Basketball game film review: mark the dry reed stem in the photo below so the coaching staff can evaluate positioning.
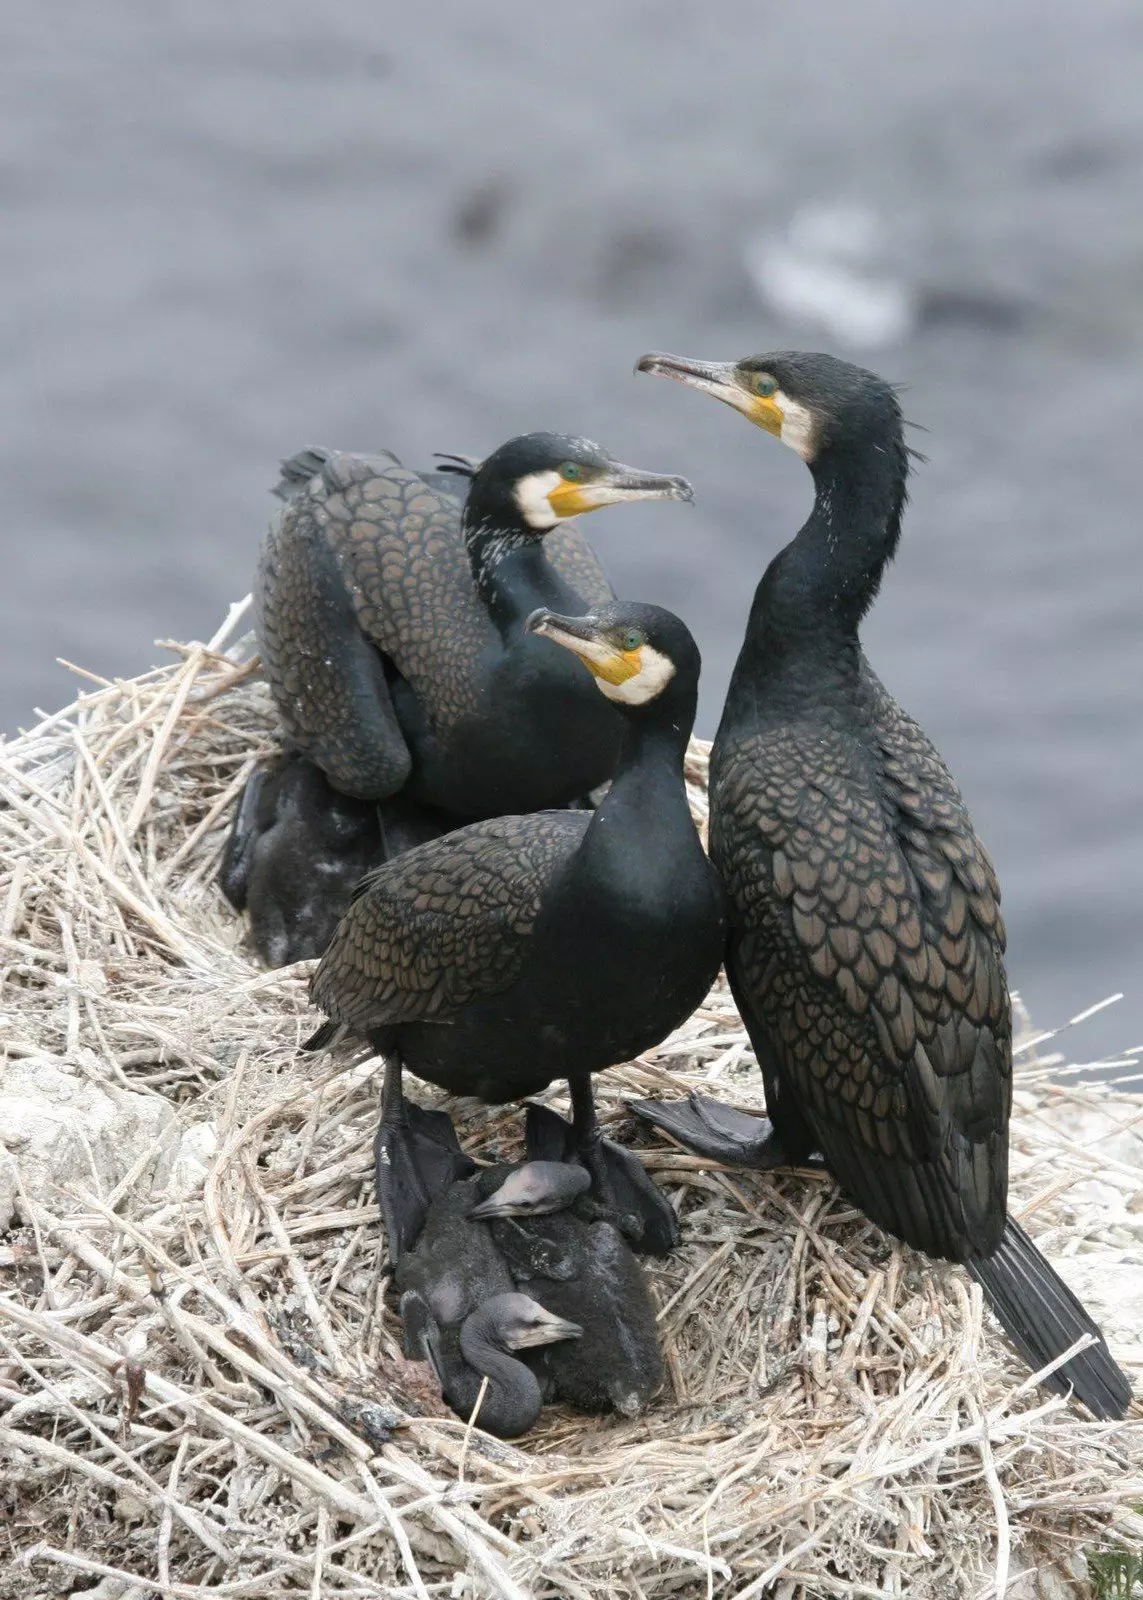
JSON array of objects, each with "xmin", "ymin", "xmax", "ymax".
[{"xmin": 0, "ymin": 608, "xmax": 1140, "ymax": 1599}]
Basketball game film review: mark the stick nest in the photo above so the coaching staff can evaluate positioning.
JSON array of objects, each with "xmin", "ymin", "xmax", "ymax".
[{"xmin": 1, "ymin": 602, "xmax": 1140, "ymax": 1600}]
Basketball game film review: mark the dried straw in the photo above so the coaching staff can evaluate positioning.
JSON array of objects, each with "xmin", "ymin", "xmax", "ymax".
[{"xmin": 1, "ymin": 603, "xmax": 1140, "ymax": 1600}]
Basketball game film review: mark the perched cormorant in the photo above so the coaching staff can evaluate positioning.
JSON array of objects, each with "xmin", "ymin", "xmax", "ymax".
[
  {"xmin": 471, "ymin": 1162, "xmax": 663, "ymax": 1416},
  {"xmin": 256, "ymin": 433, "xmax": 692, "ymax": 819},
  {"xmin": 219, "ymin": 751, "xmax": 381, "ymax": 965},
  {"xmin": 630, "ymin": 348, "xmax": 1131, "ymax": 1420},
  {"xmin": 400, "ymin": 1287, "xmax": 582, "ymax": 1438},
  {"xmin": 227, "ymin": 434, "xmax": 690, "ymax": 966},
  {"xmin": 307, "ymin": 601, "xmax": 726, "ymax": 1261}
]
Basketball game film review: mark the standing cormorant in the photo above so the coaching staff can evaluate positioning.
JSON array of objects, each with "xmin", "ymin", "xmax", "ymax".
[
  {"xmin": 630, "ymin": 349, "xmax": 1131, "ymax": 1419},
  {"xmin": 225, "ymin": 434, "xmax": 691, "ymax": 965},
  {"xmin": 307, "ymin": 601, "xmax": 726, "ymax": 1261}
]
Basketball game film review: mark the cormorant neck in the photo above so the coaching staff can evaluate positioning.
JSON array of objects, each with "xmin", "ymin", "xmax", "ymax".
[
  {"xmin": 596, "ymin": 676, "xmax": 697, "ymax": 822},
  {"xmin": 458, "ymin": 1313, "xmax": 543, "ymax": 1434},
  {"xmin": 746, "ymin": 434, "xmax": 907, "ymax": 662},
  {"xmin": 463, "ymin": 508, "xmax": 582, "ymax": 636}
]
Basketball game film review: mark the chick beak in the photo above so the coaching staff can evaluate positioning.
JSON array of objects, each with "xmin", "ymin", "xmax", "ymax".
[
  {"xmin": 509, "ymin": 1310, "xmax": 584, "ymax": 1350},
  {"xmin": 524, "ymin": 610, "xmax": 642, "ymax": 687}
]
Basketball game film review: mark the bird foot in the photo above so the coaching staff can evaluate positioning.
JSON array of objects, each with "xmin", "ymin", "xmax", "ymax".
[
  {"xmin": 524, "ymin": 1103, "xmax": 679, "ymax": 1256},
  {"xmin": 375, "ymin": 1104, "xmax": 476, "ymax": 1265},
  {"xmin": 629, "ymin": 1092, "xmax": 817, "ymax": 1170}
]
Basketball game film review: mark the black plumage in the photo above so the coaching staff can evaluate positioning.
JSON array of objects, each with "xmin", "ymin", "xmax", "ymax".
[
  {"xmin": 256, "ymin": 433, "xmax": 692, "ymax": 820},
  {"xmin": 308, "ymin": 602, "xmax": 726, "ymax": 1261},
  {"xmin": 228, "ymin": 434, "xmax": 690, "ymax": 966},
  {"xmin": 471, "ymin": 1162, "xmax": 663, "ymax": 1417},
  {"xmin": 631, "ymin": 348, "xmax": 1131, "ymax": 1419},
  {"xmin": 218, "ymin": 751, "xmax": 382, "ymax": 966}
]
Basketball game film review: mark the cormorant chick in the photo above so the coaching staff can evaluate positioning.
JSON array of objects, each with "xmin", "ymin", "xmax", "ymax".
[
  {"xmin": 219, "ymin": 751, "xmax": 381, "ymax": 965},
  {"xmin": 400, "ymin": 1288, "xmax": 581, "ymax": 1438},
  {"xmin": 307, "ymin": 601, "xmax": 726, "ymax": 1261},
  {"xmin": 471, "ymin": 1162, "xmax": 663, "ymax": 1417},
  {"xmin": 631, "ymin": 348, "xmax": 1131, "ymax": 1420}
]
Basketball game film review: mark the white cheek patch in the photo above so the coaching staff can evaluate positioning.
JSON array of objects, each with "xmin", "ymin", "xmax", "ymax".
[
  {"xmin": 775, "ymin": 391, "xmax": 816, "ymax": 460},
  {"xmin": 595, "ymin": 643, "xmax": 677, "ymax": 706},
  {"xmin": 513, "ymin": 469, "xmax": 563, "ymax": 530}
]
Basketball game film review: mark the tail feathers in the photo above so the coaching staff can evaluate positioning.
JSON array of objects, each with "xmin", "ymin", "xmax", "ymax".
[
  {"xmin": 302, "ymin": 1019, "xmax": 344, "ymax": 1053},
  {"xmin": 968, "ymin": 1217, "xmax": 1132, "ymax": 1420},
  {"xmin": 272, "ymin": 447, "xmax": 333, "ymax": 502}
]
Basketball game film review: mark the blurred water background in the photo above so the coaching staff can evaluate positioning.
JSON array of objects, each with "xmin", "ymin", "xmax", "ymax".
[{"xmin": 2, "ymin": 0, "xmax": 1141, "ymax": 1059}]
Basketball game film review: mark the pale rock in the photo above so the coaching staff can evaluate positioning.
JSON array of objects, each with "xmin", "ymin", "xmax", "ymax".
[{"xmin": 0, "ymin": 1055, "xmax": 177, "ymax": 1232}]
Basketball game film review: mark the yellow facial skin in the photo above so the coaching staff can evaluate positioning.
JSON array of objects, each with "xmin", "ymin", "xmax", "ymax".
[
  {"xmin": 528, "ymin": 617, "xmax": 643, "ymax": 684},
  {"xmin": 546, "ymin": 480, "xmax": 598, "ymax": 519}
]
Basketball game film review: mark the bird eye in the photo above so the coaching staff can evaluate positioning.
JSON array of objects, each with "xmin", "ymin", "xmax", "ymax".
[
  {"xmin": 622, "ymin": 629, "xmax": 644, "ymax": 652},
  {"xmin": 752, "ymin": 373, "xmax": 778, "ymax": 398},
  {"xmin": 560, "ymin": 462, "xmax": 583, "ymax": 481}
]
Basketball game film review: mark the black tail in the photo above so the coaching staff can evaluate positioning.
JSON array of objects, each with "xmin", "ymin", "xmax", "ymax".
[
  {"xmin": 272, "ymin": 447, "xmax": 333, "ymax": 502},
  {"xmin": 302, "ymin": 1019, "xmax": 342, "ymax": 1053},
  {"xmin": 968, "ymin": 1217, "xmax": 1131, "ymax": 1419}
]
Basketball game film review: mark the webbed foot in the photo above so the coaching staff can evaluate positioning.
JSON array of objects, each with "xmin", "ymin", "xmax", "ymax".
[
  {"xmin": 376, "ymin": 1100, "xmax": 476, "ymax": 1265},
  {"xmin": 630, "ymin": 1092, "xmax": 823, "ymax": 1169}
]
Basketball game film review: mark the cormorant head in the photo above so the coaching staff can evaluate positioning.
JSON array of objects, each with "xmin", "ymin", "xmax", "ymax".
[
  {"xmin": 483, "ymin": 1292, "xmax": 583, "ymax": 1351},
  {"xmin": 469, "ymin": 1161, "xmax": 592, "ymax": 1221},
  {"xmin": 525, "ymin": 600, "xmax": 699, "ymax": 710},
  {"xmin": 635, "ymin": 350, "xmax": 903, "ymax": 465},
  {"xmin": 468, "ymin": 432, "xmax": 693, "ymax": 533}
]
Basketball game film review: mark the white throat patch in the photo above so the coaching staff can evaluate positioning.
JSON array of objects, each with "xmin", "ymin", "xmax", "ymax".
[
  {"xmin": 775, "ymin": 391, "xmax": 816, "ymax": 461},
  {"xmin": 513, "ymin": 469, "xmax": 563, "ymax": 530},
  {"xmin": 595, "ymin": 643, "xmax": 677, "ymax": 706}
]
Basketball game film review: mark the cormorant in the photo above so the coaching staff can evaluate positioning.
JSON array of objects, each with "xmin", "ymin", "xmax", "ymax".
[
  {"xmin": 227, "ymin": 434, "xmax": 690, "ymax": 966},
  {"xmin": 307, "ymin": 601, "xmax": 726, "ymax": 1261},
  {"xmin": 630, "ymin": 348, "xmax": 1131, "ymax": 1420},
  {"xmin": 218, "ymin": 751, "xmax": 381, "ymax": 965},
  {"xmin": 395, "ymin": 1151, "xmax": 661, "ymax": 1424},
  {"xmin": 400, "ymin": 1287, "xmax": 582, "ymax": 1438},
  {"xmin": 256, "ymin": 432, "xmax": 692, "ymax": 819},
  {"xmin": 471, "ymin": 1162, "xmax": 663, "ymax": 1416}
]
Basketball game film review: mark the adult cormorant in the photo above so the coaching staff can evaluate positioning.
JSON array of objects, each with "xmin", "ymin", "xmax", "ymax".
[
  {"xmin": 631, "ymin": 348, "xmax": 1131, "ymax": 1419},
  {"xmin": 308, "ymin": 601, "xmax": 726, "ymax": 1261},
  {"xmin": 226, "ymin": 434, "xmax": 690, "ymax": 965}
]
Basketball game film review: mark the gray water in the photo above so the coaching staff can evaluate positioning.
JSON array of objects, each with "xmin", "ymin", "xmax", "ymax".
[{"xmin": 3, "ymin": 1, "xmax": 1141, "ymax": 1059}]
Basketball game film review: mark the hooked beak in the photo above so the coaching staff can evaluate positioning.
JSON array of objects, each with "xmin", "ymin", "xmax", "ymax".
[
  {"xmin": 525, "ymin": 609, "xmax": 642, "ymax": 688},
  {"xmin": 547, "ymin": 461, "xmax": 693, "ymax": 519},
  {"xmin": 635, "ymin": 350, "xmax": 782, "ymax": 435},
  {"xmin": 506, "ymin": 1309, "xmax": 584, "ymax": 1350}
]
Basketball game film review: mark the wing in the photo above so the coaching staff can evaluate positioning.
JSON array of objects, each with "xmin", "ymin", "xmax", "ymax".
[
  {"xmin": 271, "ymin": 452, "xmax": 614, "ymax": 745},
  {"xmin": 712, "ymin": 670, "xmax": 1011, "ymax": 1260},
  {"xmin": 310, "ymin": 811, "xmax": 588, "ymax": 1035},
  {"xmin": 256, "ymin": 498, "xmax": 412, "ymax": 799}
]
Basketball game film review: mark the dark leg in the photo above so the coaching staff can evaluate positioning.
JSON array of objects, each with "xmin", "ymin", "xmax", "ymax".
[
  {"xmin": 375, "ymin": 1058, "xmax": 476, "ymax": 1265},
  {"xmin": 526, "ymin": 1075, "xmax": 680, "ymax": 1256}
]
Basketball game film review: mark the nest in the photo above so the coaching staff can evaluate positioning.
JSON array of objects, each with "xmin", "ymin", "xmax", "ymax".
[{"xmin": 1, "ymin": 601, "xmax": 1141, "ymax": 1600}]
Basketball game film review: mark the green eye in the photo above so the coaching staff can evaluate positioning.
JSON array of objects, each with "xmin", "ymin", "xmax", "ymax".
[
  {"xmin": 560, "ymin": 462, "xmax": 583, "ymax": 481},
  {"xmin": 752, "ymin": 373, "xmax": 778, "ymax": 398},
  {"xmin": 622, "ymin": 629, "xmax": 644, "ymax": 652}
]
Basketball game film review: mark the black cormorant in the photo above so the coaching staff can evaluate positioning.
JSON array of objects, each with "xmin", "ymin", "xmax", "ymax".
[
  {"xmin": 307, "ymin": 601, "xmax": 726, "ymax": 1261},
  {"xmin": 227, "ymin": 434, "xmax": 690, "ymax": 965},
  {"xmin": 630, "ymin": 348, "xmax": 1131, "ymax": 1420}
]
